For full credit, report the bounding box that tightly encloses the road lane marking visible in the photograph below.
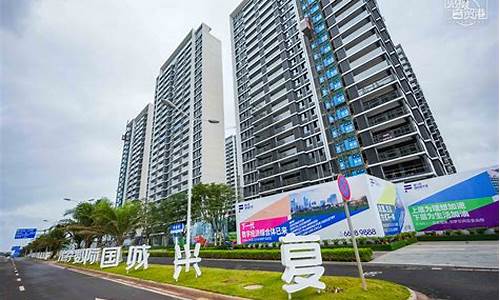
[363,271,382,277]
[19,286,25,291]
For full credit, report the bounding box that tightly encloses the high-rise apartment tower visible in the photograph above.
[116,103,154,206]
[148,23,225,201]
[230,0,448,201]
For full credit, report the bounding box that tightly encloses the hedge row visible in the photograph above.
[417,234,499,242]
[148,248,373,262]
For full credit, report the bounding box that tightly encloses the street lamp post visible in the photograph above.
[63,198,95,204]
[160,98,219,251]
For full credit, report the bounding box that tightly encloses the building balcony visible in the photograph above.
[378,143,422,162]
[372,123,415,144]
[357,74,396,97]
[362,90,399,111]
[367,106,407,127]
[384,164,432,181]
[282,175,301,186]
[280,159,300,172]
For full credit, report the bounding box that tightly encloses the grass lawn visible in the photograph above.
[68,263,410,300]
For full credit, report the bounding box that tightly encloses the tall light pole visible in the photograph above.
[160,98,220,250]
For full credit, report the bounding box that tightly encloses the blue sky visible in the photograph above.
[0,0,498,251]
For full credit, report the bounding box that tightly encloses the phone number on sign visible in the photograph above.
[342,228,377,237]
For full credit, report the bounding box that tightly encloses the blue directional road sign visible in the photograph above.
[11,246,21,257]
[14,228,37,239]
[169,223,185,234]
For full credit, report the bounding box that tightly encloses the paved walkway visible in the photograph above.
[371,241,499,269]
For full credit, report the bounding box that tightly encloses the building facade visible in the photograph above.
[116,103,154,206]
[395,44,456,174]
[230,0,448,201]
[225,135,241,197]
[148,23,225,202]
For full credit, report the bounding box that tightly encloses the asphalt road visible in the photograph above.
[150,257,499,300]
[0,256,177,300]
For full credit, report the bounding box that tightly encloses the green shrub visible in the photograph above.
[149,248,373,262]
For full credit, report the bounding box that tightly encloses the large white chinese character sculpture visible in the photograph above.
[73,249,85,264]
[100,247,122,268]
[173,243,202,281]
[126,245,151,273]
[58,250,74,262]
[84,248,101,265]
[280,233,325,299]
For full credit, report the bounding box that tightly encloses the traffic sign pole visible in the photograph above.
[337,175,367,291]
[343,201,367,290]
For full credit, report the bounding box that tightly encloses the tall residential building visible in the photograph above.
[148,24,225,201]
[395,44,456,174]
[116,103,154,206]
[225,134,241,198]
[230,0,447,201]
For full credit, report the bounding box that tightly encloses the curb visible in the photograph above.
[50,262,248,300]
[407,288,417,300]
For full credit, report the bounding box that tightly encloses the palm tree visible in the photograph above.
[93,200,141,245]
[23,225,69,257]
[63,201,103,248]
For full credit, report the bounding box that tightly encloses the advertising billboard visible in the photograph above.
[236,174,409,244]
[397,166,499,231]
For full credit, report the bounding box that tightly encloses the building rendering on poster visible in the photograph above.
[236,174,411,244]
[397,166,499,232]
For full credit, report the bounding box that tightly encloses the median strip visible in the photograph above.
[56,262,411,300]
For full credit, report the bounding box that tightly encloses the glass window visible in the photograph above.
[350,168,366,176]
[325,67,338,78]
[344,137,359,150]
[341,121,354,133]
[348,154,363,167]
[320,43,331,54]
[333,93,345,105]
[329,79,342,91]
[318,33,328,43]
[331,127,338,138]
[338,158,347,170]
[312,13,322,23]
[310,4,319,14]
[323,55,334,67]
[336,107,350,119]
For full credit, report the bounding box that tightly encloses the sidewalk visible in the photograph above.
[370,241,499,269]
